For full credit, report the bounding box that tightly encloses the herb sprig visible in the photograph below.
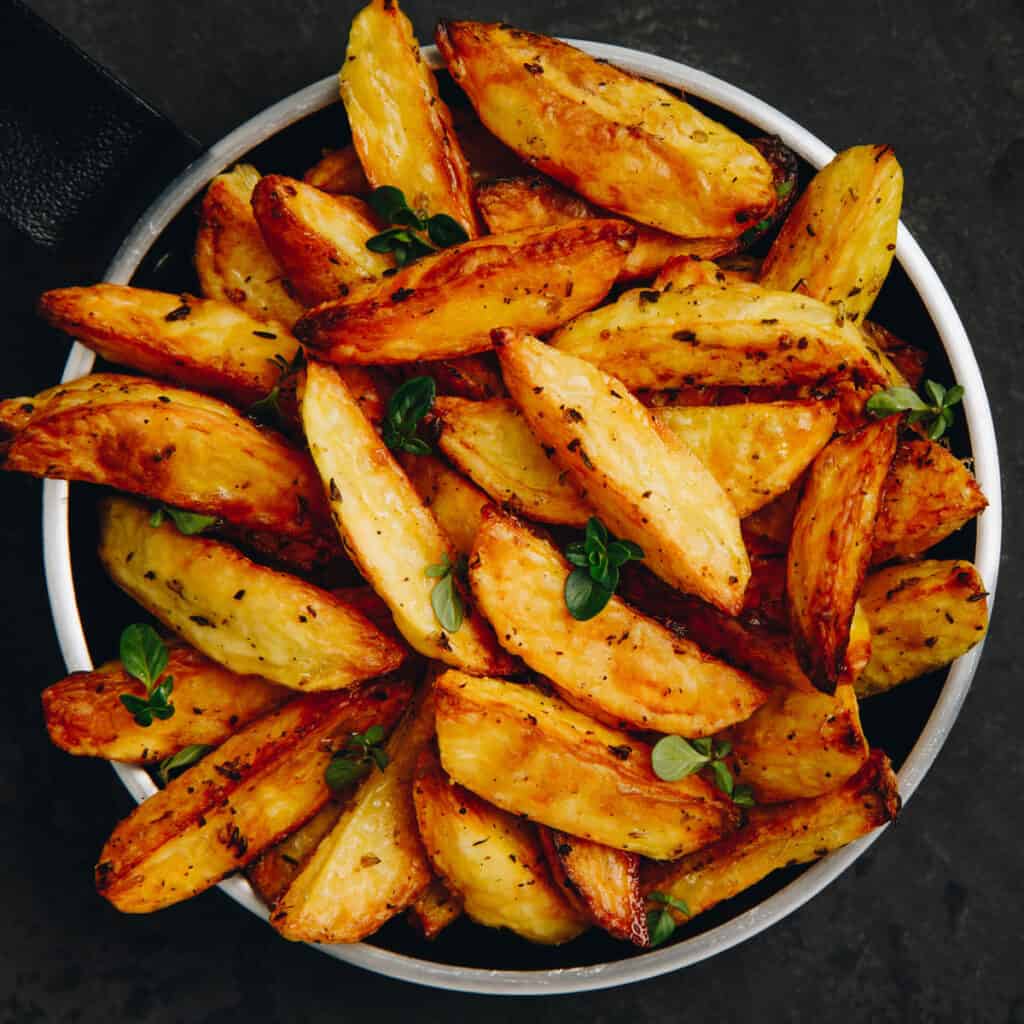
[156,744,211,786]
[866,378,964,440]
[426,552,467,634]
[563,517,644,621]
[325,725,390,790]
[365,186,469,267]
[118,624,175,727]
[646,891,691,948]
[651,735,754,807]
[149,505,219,535]
[247,348,306,427]
[382,376,436,455]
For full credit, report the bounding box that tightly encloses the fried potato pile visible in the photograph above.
[18,2,989,958]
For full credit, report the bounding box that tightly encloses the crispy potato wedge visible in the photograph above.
[271,687,436,943]
[475,176,733,281]
[642,749,900,920]
[417,353,505,401]
[301,361,514,673]
[303,146,370,195]
[195,164,306,326]
[538,828,647,945]
[434,671,739,860]
[398,453,489,557]
[251,176,391,306]
[98,496,406,690]
[340,0,478,236]
[549,279,891,392]
[437,21,775,238]
[653,255,731,291]
[293,219,634,364]
[861,320,927,387]
[407,877,463,939]
[760,145,903,324]
[787,418,899,691]
[857,559,989,697]
[42,643,289,763]
[470,509,767,734]
[414,744,587,944]
[95,679,411,913]
[497,331,750,613]
[724,684,869,803]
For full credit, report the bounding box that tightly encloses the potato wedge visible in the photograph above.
[857,559,989,697]
[434,671,739,860]
[497,331,749,614]
[475,176,733,281]
[95,679,411,913]
[98,496,406,690]
[454,115,529,182]
[760,145,903,324]
[301,361,514,673]
[340,0,478,237]
[538,828,647,945]
[293,219,634,364]
[303,146,370,195]
[398,453,489,557]
[642,749,900,920]
[787,418,899,691]
[437,21,775,238]
[724,685,869,803]
[470,509,767,734]
[42,643,289,763]
[251,176,391,306]
[413,744,587,944]
[861,320,927,388]
[417,353,505,402]
[407,877,463,939]
[195,164,306,326]
[549,279,891,392]
[271,687,436,942]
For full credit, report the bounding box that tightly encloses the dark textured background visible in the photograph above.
[2,0,1021,1020]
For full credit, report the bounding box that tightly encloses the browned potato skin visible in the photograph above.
[437,21,776,238]
[434,671,740,860]
[642,749,900,920]
[303,147,370,195]
[293,219,635,364]
[398,453,489,557]
[861,321,927,388]
[538,828,647,946]
[251,175,392,306]
[414,354,506,402]
[407,877,463,939]
[496,331,750,614]
[470,509,768,735]
[95,679,411,913]
[475,176,734,281]
[340,0,479,237]
[858,559,989,697]
[42,643,289,763]
[787,418,899,692]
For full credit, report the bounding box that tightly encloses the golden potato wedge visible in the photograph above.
[95,678,411,913]
[642,749,900,920]
[497,331,749,614]
[787,418,899,691]
[470,509,767,734]
[653,255,731,291]
[861,320,927,388]
[195,164,306,326]
[98,496,407,690]
[413,744,588,944]
[301,360,514,673]
[398,453,489,557]
[454,115,530,182]
[293,219,634,364]
[742,485,801,551]
[340,0,478,236]
[416,353,505,402]
[760,145,903,324]
[434,671,739,860]
[724,685,869,803]
[857,559,989,697]
[475,176,733,281]
[303,146,370,195]
[251,175,391,306]
[549,279,891,392]
[437,21,775,238]
[538,828,647,946]
[42,642,289,763]
[407,877,463,939]
[271,687,436,942]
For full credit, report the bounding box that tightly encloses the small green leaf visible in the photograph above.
[149,508,166,528]
[156,744,212,786]
[712,739,732,759]
[370,747,390,772]
[928,415,947,440]
[431,572,465,633]
[690,737,713,758]
[944,384,964,407]
[865,386,928,417]
[425,554,452,578]
[584,516,608,548]
[709,758,734,797]
[368,186,414,224]
[732,784,756,808]
[162,507,219,535]
[383,376,436,456]
[119,693,153,726]
[325,757,371,791]
[426,213,469,248]
[646,908,676,948]
[362,725,385,746]
[650,735,710,781]
[775,178,795,200]
[923,379,945,407]
[648,890,691,917]
[564,543,589,567]
[564,568,613,621]
[119,624,168,690]
[607,539,644,566]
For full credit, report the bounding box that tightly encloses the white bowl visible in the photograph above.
[42,42,1002,995]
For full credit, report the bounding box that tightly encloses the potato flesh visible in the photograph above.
[434,671,739,860]
[470,509,767,735]
[98,496,406,690]
[340,0,478,237]
[42,644,289,762]
[437,21,776,237]
[300,361,514,673]
[407,877,463,939]
[857,559,989,697]
[293,219,634,364]
[303,146,369,195]
[497,331,749,614]
[95,680,411,913]
[398,452,489,557]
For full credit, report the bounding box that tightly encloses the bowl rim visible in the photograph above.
[41,40,1002,996]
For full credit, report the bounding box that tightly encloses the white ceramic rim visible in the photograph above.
[41,42,1002,995]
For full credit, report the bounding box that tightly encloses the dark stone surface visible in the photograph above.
[1,0,1021,1019]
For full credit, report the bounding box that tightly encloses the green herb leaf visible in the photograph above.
[325,757,372,791]
[650,735,710,781]
[426,213,469,248]
[865,378,964,440]
[690,737,713,758]
[776,178,795,200]
[382,376,436,455]
[564,567,613,621]
[562,517,643,620]
[365,188,468,268]
[120,624,168,690]
[646,908,676,948]
[325,725,391,791]
[709,758,734,797]
[149,505,219,535]
[649,890,691,917]
[732,784,756,808]
[149,508,166,528]
[156,744,212,786]
[368,186,418,225]
[430,571,464,633]
[247,348,305,426]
